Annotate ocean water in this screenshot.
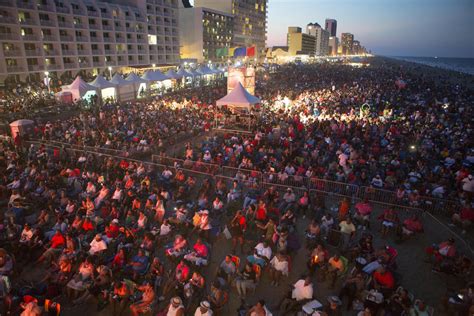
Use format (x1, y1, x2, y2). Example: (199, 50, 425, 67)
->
(391, 56, 474, 75)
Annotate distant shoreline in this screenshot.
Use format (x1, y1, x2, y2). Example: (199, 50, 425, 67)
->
(377, 56, 474, 90)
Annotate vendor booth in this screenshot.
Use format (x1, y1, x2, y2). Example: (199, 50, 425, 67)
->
(89, 75, 118, 100)
(216, 82, 260, 130)
(10, 119, 34, 140)
(176, 68, 194, 86)
(125, 73, 148, 98)
(55, 91, 73, 104)
(141, 70, 172, 92)
(110, 74, 135, 101)
(62, 76, 97, 102)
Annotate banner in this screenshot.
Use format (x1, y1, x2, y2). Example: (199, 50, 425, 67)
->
(229, 47, 236, 57)
(246, 46, 256, 57)
(227, 66, 255, 95)
(216, 47, 229, 58)
(234, 47, 247, 57)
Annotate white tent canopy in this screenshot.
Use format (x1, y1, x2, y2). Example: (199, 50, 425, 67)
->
(89, 75, 117, 100)
(216, 82, 260, 110)
(89, 75, 117, 89)
(125, 72, 148, 84)
(165, 69, 182, 79)
(110, 73, 133, 86)
(63, 76, 97, 101)
(141, 70, 170, 82)
(10, 119, 34, 127)
(176, 68, 193, 78)
(110, 74, 135, 101)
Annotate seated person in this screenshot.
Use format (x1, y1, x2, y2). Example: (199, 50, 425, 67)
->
(166, 234, 188, 257)
(128, 249, 149, 279)
(89, 234, 107, 256)
(129, 281, 155, 316)
(327, 254, 347, 287)
(235, 263, 257, 297)
(372, 266, 395, 296)
(216, 255, 237, 282)
(400, 215, 424, 239)
(247, 241, 272, 267)
(279, 276, 314, 314)
(184, 238, 209, 266)
(269, 252, 289, 287)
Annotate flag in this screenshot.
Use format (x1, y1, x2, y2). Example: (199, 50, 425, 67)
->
(216, 47, 229, 57)
(229, 47, 236, 57)
(234, 47, 246, 57)
(246, 46, 256, 57)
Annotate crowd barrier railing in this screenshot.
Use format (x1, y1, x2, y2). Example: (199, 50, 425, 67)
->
(28, 140, 460, 217)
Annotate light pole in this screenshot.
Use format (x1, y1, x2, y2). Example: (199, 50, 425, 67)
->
(108, 66, 112, 79)
(44, 71, 50, 94)
(152, 63, 156, 68)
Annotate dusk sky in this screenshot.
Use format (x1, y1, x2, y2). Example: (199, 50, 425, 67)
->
(267, 0, 474, 58)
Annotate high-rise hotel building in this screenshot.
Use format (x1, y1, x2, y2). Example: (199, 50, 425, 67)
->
(194, 0, 268, 59)
(0, 0, 180, 84)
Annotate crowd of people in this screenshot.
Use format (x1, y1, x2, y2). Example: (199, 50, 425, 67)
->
(0, 58, 472, 316)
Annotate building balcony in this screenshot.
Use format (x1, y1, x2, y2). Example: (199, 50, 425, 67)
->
(44, 50, 59, 56)
(3, 48, 21, 57)
(77, 49, 88, 55)
(6, 65, 25, 72)
(42, 35, 57, 42)
(102, 24, 113, 31)
(56, 6, 70, 14)
(27, 64, 44, 71)
(75, 36, 88, 42)
(61, 49, 75, 55)
(89, 24, 101, 30)
(1, 16, 17, 24)
(63, 62, 76, 69)
(101, 12, 112, 19)
(59, 34, 74, 42)
(92, 61, 102, 67)
(24, 48, 41, 56)
(45, 64, 61, 70)
(87, 10, 99, 17)
(90, 37, 102, 42)
(19, 19, 38, 26)
(0, 0, 14, 6)
(74, 23, 87, 29)
(37, 4, 56, 12)
(22, 34, 39, 41)
(17, 1, 35, 9)
(115, 38, 125, 43)
(58, 21, 73, 28)
(105, 60, 115, 66)
(103, 37, 114, 43)
(91, 49, 103, 55)
(114, 26, 125, 32)
(118, 59, 127, 66)
(79, 61, 90, 67)
(104, 49, 114, 54)
(126, 27, 135, 33)
(40, 19, 57, 27)
(72, 8, 86, 16)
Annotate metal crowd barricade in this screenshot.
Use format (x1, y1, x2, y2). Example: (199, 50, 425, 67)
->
(221, 166, 262, 187)
(33, 139, 129, 157)
(263, 172, 309, 188)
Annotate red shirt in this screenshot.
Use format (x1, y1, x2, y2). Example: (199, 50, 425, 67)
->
(460, 207, 474, 221)
(82, 220, 94, 231)
(373, 271, 395, 289)
(51, 233, 65, 249)
(106, 224, 119, 238)
(256, 207, 267, 221)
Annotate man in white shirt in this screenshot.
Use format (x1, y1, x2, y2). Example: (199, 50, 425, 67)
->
(89, 234, 107, 255)
(247, 241, 272, 266)
(279, 276, 313, 314)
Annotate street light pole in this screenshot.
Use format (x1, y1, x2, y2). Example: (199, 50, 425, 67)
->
(108, 66, 112, 79)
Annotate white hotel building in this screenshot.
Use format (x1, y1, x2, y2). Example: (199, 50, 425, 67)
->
(0, 0, 180, 84)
